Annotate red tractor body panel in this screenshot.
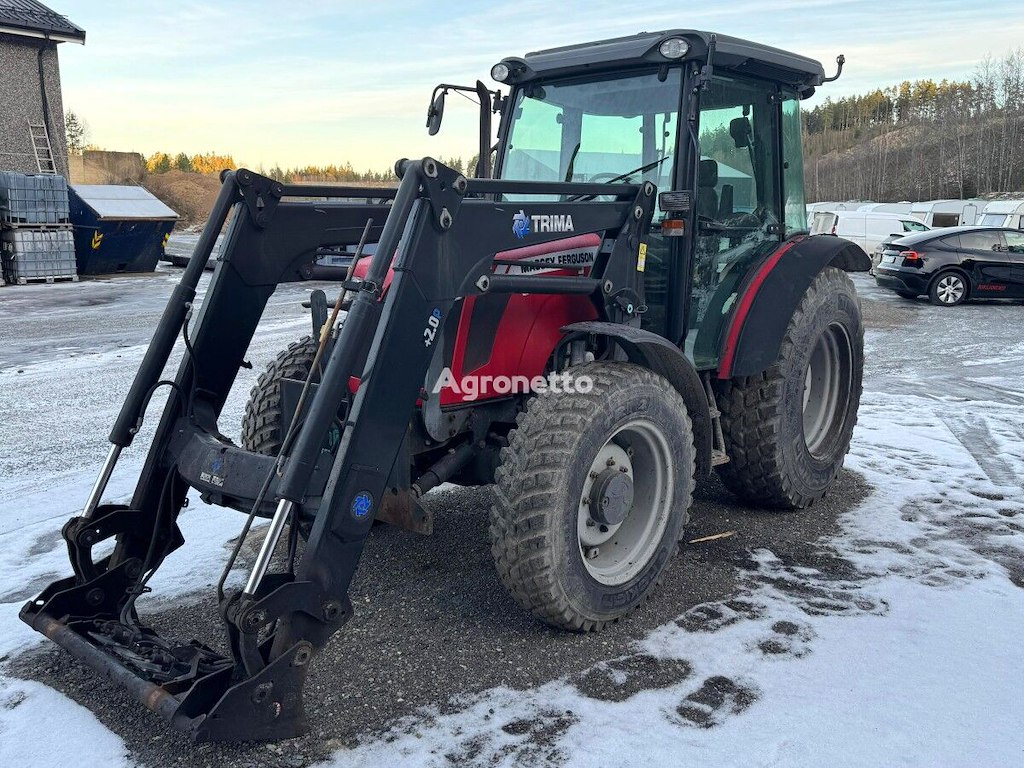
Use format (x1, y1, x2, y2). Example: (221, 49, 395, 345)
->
(440, 233, 602, 405)
(353, 234, 603, 406)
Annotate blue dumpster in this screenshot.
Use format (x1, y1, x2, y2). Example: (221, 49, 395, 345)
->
(69, 185, 178, 275)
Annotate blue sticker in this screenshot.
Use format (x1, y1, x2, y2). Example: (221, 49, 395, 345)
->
(512, 209, 530, 239)
(211, 457, 224, 473)
(351, 492, 373, 518)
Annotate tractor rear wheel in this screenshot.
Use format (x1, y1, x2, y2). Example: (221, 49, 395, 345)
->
(490, 362, 695, 631)
(241, 335, 318, 455)
(714, 267, 863, 509)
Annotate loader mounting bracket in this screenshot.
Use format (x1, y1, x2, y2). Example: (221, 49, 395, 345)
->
(64, 503, 184, 584)
(235, 168, 284, 229)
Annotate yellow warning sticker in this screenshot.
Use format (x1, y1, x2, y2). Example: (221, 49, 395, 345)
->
(91, 231, 103, 250)
(637, 242, 647, 272)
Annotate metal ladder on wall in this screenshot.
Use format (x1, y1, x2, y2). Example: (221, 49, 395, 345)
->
(28, 122, 56, 174)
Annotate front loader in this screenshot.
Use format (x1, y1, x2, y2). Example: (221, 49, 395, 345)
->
(22, 30, 867, 742)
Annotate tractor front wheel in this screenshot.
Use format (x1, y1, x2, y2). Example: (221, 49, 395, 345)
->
(241, 335, 319, 455)
(490, 362, 695, 631)
(714, 266, 863, 509)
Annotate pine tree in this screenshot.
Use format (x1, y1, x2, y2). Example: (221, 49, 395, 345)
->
(65, 110, 88, 155)
(148, 152, 172, 173)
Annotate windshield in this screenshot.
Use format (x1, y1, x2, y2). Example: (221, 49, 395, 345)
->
(980, 214, 1008, 227)
(499, 70, 681, 199)
(901, 219, 929, 232)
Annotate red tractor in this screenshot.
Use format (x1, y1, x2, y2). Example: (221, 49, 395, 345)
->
(22, 30, 863, 742)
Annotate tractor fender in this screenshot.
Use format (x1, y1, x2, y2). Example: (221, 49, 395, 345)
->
(717, 234, 869, 379)
(561, 321, 713, 480)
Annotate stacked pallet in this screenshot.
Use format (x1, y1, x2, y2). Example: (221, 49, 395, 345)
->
(0, 172, 77, 285)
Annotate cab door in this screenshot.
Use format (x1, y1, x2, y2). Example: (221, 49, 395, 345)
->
(686, 74, 787, 369)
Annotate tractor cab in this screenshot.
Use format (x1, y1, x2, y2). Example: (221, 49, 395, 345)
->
(432, 31, 837, 369)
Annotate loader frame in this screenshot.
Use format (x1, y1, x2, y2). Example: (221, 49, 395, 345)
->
(21, 159, 659, 742)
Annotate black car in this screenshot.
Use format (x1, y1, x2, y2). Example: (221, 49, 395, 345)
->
(874, 226, 1024, 306)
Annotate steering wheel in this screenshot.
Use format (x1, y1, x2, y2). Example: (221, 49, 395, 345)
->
(721, 212, 762, 230)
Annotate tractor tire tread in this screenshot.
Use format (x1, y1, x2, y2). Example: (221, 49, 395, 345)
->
(241, 335, 318, 455)
(714, 267, 863, 509)
(489, 363, 694, 632)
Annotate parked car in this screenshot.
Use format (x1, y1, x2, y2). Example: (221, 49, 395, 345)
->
(869, 233, 902, 275)
(810, 210, 930, 257)
(874, 226, 1024, 306)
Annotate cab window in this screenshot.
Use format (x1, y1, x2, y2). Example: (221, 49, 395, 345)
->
(781, 94, 806, 234)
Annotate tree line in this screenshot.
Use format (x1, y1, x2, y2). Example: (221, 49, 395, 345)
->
(803, 48, 1024, 202)
(254, 156, 475, 184)
(139, 154, 477, 184)
(146, 151, 238, 175)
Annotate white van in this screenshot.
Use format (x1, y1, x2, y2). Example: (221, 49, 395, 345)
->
(805, 201, 861, 229)
(977, 200, 1024, 230)
(809, 210, 930, 255)
(909, 199, 981, 228)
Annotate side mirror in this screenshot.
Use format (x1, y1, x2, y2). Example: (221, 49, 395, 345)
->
(729, 116, 752, 148)
(426, 91, 446, 136)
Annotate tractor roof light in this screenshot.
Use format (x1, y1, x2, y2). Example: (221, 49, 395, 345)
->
(491, 63, 511, 83)
(658, 37, 690, 59)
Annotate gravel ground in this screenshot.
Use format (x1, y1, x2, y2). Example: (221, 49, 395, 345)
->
(3, 267, 990, 766)
(12, 471, 867, 768)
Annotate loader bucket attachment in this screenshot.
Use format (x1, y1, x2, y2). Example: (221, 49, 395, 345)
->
(20, 160, 656, 741)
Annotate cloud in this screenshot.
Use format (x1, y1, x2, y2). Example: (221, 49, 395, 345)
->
(52, 0, 1024, 168)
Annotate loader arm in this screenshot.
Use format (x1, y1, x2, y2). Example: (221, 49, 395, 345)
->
(21, 159, 656, 742)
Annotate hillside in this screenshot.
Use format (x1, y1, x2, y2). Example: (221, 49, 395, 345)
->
(802, 51, 1024, 202)
(142, 171, 397, 229)
(143, 170, 222, 228)
(804, 113, 1024, 203)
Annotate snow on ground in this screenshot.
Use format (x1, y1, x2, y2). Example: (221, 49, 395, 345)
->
(0, 266, 292, 765)
(317, 384, 1024, 768)
(1, 271, 1022, 766)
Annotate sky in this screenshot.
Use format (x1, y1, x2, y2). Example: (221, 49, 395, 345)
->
(49, 0, 1024, 172)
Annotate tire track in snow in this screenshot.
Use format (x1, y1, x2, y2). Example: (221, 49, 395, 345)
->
(940, 414, 1022, 488)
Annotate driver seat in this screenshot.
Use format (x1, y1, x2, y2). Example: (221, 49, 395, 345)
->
(697, 159, 719, 219)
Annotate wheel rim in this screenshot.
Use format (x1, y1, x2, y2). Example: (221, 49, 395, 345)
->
(802, 322, 854, 458)
(577, 419, 674, 586)
(936, 274, 965, 304)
